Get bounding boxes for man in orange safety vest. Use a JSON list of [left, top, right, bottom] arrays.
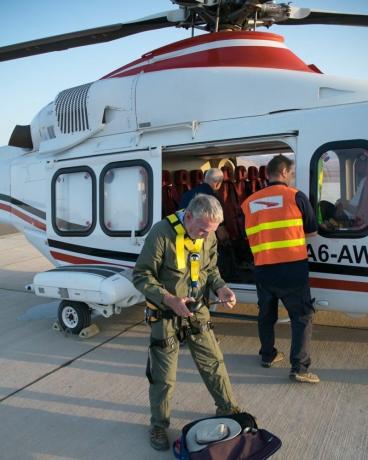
[[241, 155, 319, 384]]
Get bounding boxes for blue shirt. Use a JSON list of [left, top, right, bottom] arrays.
[[179, 183, 217, 209]]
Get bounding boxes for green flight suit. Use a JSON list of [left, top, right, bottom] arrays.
[[133, 217, 238, 428]]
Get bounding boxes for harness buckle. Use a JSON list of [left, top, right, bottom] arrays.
[[190, 252, 200, 262], [144, 306, 161, 324], [186, 299, 204, 313]]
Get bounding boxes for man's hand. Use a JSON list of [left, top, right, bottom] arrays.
[[163, 293, 194, 317], [216, 286, 236, 309]]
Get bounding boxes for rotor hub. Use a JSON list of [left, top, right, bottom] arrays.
[[171, 0, 292, 32]]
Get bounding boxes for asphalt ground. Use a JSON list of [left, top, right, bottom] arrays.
[[0, 233, 367, 460], [0, 224, 17, 236]]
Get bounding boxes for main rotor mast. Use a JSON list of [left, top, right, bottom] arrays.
[[172, 0, 294, 32]]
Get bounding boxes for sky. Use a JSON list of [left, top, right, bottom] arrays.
[[1, 0, 368, 146]]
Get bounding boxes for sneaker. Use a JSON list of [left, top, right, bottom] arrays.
[[216, 405, 241, 416], [261, 351, 285, 368], [289, 371, 320, 384], [149, 426, 170, 451]]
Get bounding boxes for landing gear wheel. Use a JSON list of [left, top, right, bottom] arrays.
[[58, 301, 91, 334]]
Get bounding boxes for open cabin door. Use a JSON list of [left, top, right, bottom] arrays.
[[163, 134, 298, 308], [46, 147, 162, 268]]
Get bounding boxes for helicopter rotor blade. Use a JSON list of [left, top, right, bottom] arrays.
[[279, 8, 368, 27], [2, 3, 368, 63], [0, 11, 184, 62]]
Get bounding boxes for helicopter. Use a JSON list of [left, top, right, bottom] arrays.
[[1, 0, 368, 335]]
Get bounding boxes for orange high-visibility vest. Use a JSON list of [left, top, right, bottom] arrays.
[[242, 184, 307, 266]]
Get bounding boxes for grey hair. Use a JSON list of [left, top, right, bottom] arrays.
[[186, 193, 223, 223], [204, 168, 223, 185]]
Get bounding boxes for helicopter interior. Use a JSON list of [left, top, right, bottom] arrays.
[[161, 138, 294, 284], [161, 140, 368, 283]]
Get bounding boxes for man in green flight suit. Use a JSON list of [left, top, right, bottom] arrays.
[[133, 193, 240, 451]]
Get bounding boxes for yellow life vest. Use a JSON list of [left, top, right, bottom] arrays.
[[166, 213, 203, 287]]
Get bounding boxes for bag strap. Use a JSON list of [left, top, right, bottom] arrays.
[[173, 438, 189, 460]]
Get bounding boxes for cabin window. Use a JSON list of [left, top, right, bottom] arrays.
[[312, 142, 368, 237], [52, 166, 96, 236], [100, 160, 152, 236]]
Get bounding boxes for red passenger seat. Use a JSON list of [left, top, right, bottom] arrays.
[[218, 167, 244, 240], [174, 169, 191, 202], [234, 165, 250, 203], [162, 170, 180, 217], [259, 165, 268, 188], [247, 166, 262, 194], [190, 169, 204, 188]]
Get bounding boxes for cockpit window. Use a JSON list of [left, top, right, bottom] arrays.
[[312, 143, 368, 237]]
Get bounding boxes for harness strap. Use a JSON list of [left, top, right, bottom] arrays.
[[146, 321, 214, 385], [178, 319, 214, 342], [193, 320, 214, 334], [145, 305, 176, 323], [150, 335, 178, 349], [166, 213, 203, 287], [148, 314, 214, 348]]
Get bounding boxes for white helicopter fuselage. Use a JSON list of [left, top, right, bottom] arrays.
[[1, 31, 368, 318]]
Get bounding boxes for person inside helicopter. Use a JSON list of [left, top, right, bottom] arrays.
[[320, 152, 368, 231], [334, 152, 368, 225]]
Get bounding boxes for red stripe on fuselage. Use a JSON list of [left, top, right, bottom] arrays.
[[143, 31, 285, 59], [50, 250, 134, 269], [310, 277, 368, 293], [0, 203, 46, 231], [103, 46, 314, 80], [0, 203, 11, 213], [102, 31, 287, 79]]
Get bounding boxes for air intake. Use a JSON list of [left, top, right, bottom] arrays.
[[8, 124, 33, 149], [55, 83, 92, 134]]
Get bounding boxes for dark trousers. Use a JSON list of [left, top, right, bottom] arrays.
[[256, 282, 314, 373]]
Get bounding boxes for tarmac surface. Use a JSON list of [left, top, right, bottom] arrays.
[[0, 233, 367, 460]]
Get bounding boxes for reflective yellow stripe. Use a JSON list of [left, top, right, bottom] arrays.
[[246, 218, 303, 236], [250, 238, 306, 254]]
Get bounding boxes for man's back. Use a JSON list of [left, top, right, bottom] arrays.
[[242, 182, 316, 287], [179, 183, 216, 209]]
